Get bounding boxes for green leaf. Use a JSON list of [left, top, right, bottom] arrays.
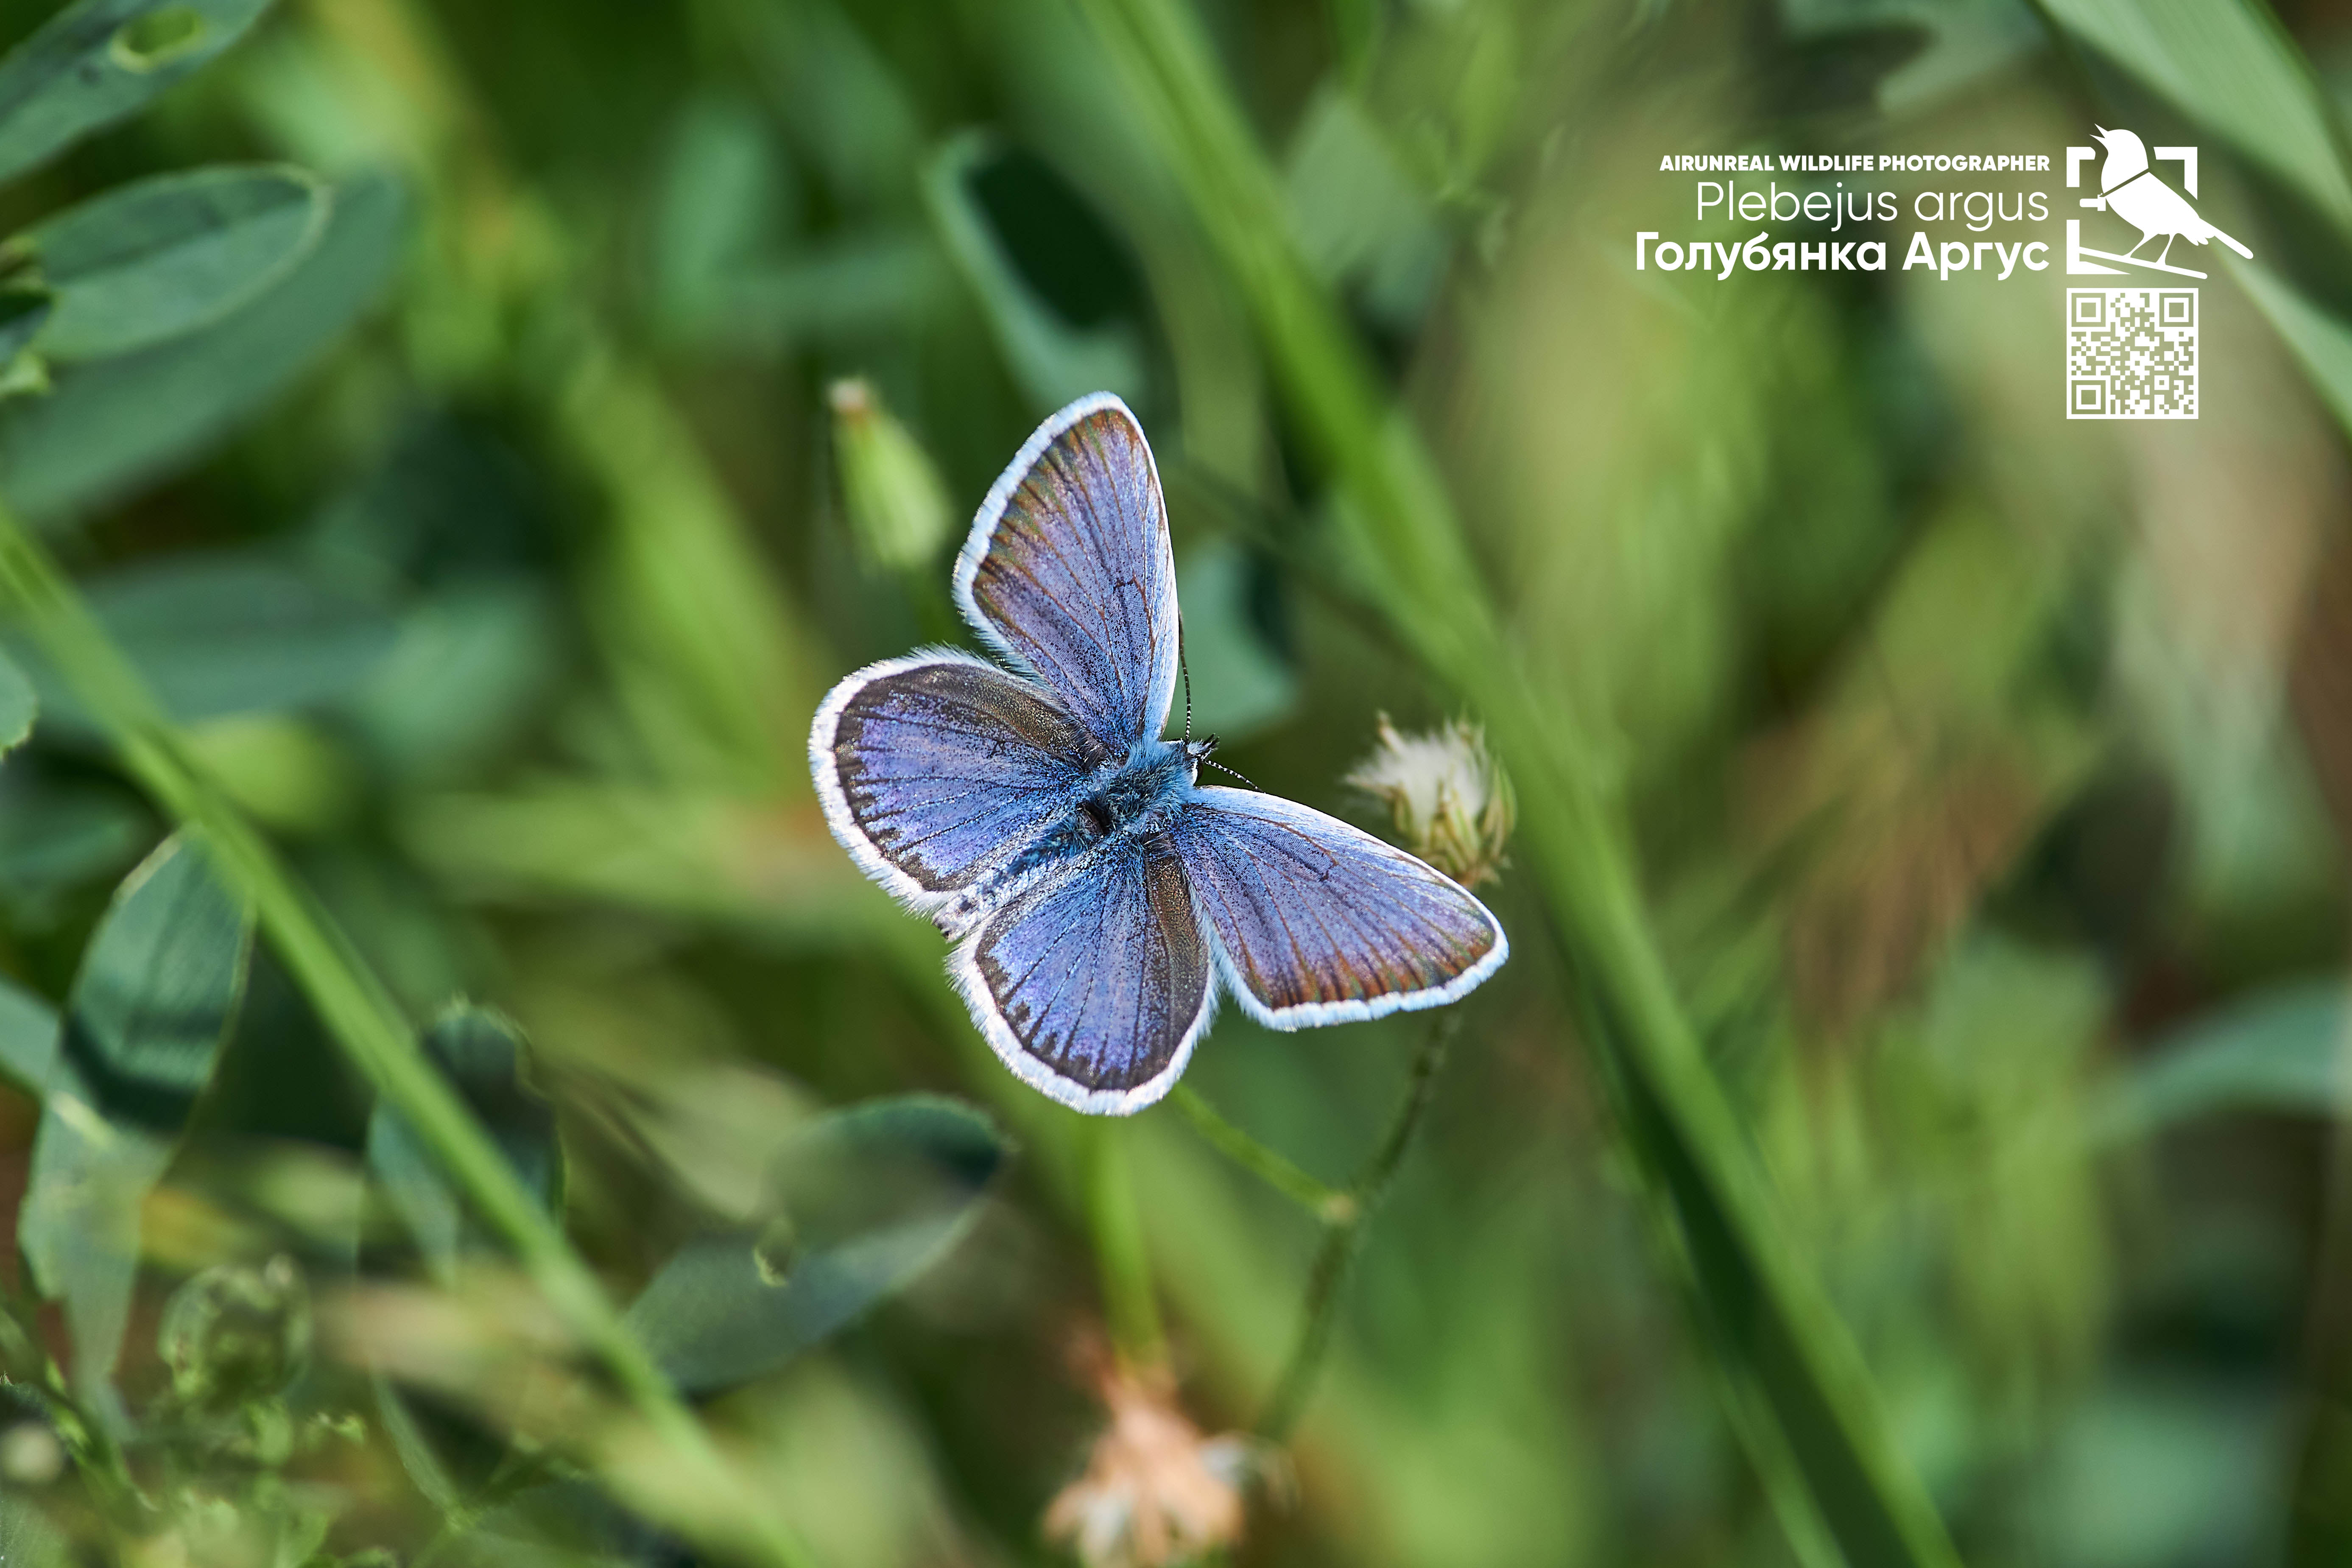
[[22, 164, 330, 361], [626, 1095, 1007, 1395], [2033, 0, 2352, 237], [19, 832, 253, 1415], [2095, 981, 2348, 1140], [347, 583, 561, 785], [0, 0, 277, 187], [0, 284, 52, 364], [2036, 1373, 2287, 1567], [922, 132, 1145, 411], [0, 644, 33, 754], [370, 1374, 464, 1512], [0, 772, 148, 925], [12, 549, 399, 726], [55, 832, 252, 1118], [645, 99, 944, 352], [0, 1486, 70, 1568], [0, 973, 57, 1095], [0, 171, 405, 527], [366, 1003, 557, 1283]]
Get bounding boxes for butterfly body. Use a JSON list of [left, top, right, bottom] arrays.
[[927, 733, 1205, 937], [811, 393, 1507, 1115], [1075, 737, 1196, 837]]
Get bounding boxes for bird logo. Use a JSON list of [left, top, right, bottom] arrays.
[[2067, 128, 2251, 279]]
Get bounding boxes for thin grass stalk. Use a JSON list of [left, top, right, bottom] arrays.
[[1070, 3, 1963, 1564], [0, 507, 818, 1568], [1083, 1119, 1168, 1367], [1168, 1087, 1347, 1218], [1257, 1010, 1457, 1439]]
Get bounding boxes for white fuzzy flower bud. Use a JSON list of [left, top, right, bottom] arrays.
[[1345, 714, 1514, 887]]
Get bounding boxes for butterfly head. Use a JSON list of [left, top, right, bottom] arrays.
[[1184, 736, 1262, 791]]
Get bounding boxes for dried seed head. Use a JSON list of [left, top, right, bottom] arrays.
[[1346, 714, 1515, 886]]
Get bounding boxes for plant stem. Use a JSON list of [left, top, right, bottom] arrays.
[[1168, 1086, 1348, 1219], [1071, 4, 1962, 1565], [1257, 1012, 1455, 1439], [1081, 1118, 1166, 1368], [0, 511, 817, 1568]]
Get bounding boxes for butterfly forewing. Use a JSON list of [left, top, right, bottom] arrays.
[[1170, 788, 1507, 1027], [811, 651, 1107, 905], [954, 833, 1214, 1112], [952, 395, 1180, 757]]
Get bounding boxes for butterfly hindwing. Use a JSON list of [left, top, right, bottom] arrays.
[[810, 650, 1109, 910], [951, 394, 1180, 757], [952, 831, 1215, 1113], [1170, 788, 1508, 1029]]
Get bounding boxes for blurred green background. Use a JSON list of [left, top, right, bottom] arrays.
[[4, 0, 2352, 1564]]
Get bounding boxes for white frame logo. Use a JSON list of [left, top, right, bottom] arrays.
[[2065, 129, 2251, 278]]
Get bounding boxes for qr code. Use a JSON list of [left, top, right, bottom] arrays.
[[2067, 288, 2196, 419]]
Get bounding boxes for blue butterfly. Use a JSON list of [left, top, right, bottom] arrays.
[[810, 393, 1508, 1114]]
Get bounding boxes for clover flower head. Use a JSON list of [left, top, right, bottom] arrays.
[[1044, 1362, 1251, 1568], [1346, 714, 1515, 886]]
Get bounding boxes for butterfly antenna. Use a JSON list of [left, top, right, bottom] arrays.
[[1180, 641, 1194, 743], [1201, 756, 1260, 791]]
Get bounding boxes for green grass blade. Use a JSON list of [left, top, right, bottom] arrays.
[[1071, 3, 1964, 1564], [2237, 260, 2352, 433], [0, 503, 821, 1568], [0, 645, 32, 755]]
